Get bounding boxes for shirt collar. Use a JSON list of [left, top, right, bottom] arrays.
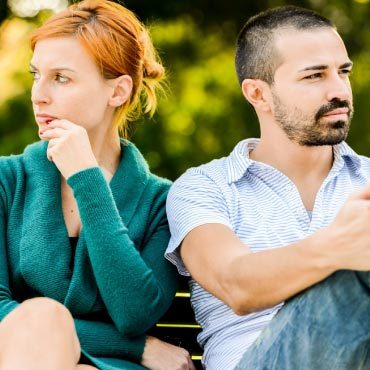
[[226, 138, 259, 184], [333, 141, 361, 168], [226, 139, 362, 184]]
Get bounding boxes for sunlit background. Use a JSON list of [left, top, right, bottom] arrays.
[[1, 0, 370, 179], [8, 0, 68, 17]]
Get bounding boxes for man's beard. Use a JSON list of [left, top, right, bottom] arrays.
[[272, 94, 353, 146]]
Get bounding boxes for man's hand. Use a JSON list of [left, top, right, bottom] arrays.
[[323, 184, 370, 271], [141, 336, 196, 370], [40, 119, 98, 179]]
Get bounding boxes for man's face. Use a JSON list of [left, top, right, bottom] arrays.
[[270, 28, 353, 146]]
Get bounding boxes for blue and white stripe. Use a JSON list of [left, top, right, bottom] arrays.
[[166, 138, 370, 370]]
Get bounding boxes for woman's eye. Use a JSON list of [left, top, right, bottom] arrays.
[[29, 70, 40, 80], [55, 74, 69, 83]]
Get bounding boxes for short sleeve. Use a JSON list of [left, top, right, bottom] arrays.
[[165, 168, 232, 275]]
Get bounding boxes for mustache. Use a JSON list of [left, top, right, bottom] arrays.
[[315, 99, 352, 121]]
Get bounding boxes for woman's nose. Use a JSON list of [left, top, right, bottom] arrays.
[[31, 81, 51, 105]]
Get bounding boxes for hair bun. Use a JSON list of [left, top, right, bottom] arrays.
[[143, 60, 165, 80]]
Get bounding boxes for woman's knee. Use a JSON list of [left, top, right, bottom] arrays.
[[4, 297, 74, 330], [0, 298, 83, 369], [1, 298, 79, 348], [0, 297, 80, 362]]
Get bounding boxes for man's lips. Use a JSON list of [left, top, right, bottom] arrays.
[[322, 108, 349, 117]]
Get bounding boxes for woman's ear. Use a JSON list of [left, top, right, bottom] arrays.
[[241, 78, 272, 112], [108, 75, 133, 107]]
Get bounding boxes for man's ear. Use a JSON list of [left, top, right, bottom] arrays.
[[241, 78, 272, 112], [108, 75, 133, 107]]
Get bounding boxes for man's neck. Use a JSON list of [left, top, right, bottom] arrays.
[[249, 135, 335, 211], [249, 138, 334, 182]]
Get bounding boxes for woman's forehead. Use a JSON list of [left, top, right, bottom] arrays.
[[31, 37, 98, 72]]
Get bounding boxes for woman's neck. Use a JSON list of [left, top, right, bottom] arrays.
[[87, 126, 122, 181]]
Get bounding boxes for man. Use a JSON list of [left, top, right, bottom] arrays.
[[165, 5, 370, 370]]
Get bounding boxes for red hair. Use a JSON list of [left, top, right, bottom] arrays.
[[30, 0, 165, 136]]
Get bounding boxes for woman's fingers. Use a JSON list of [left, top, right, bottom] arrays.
[[47, 119, 78, 130], [40, 128, 66, 140], [46, 137, 64, 161]]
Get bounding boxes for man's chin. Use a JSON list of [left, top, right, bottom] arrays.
[[299, 131, 347, 146], [329, 120, 347, 130]]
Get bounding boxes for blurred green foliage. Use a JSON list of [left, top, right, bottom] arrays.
[[1, 0, 370, 179]]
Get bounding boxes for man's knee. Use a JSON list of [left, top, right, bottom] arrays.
[[289, 270, 366, 306], [280, 270, 370, 337]]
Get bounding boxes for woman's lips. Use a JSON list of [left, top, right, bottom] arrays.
[[36, 114, 56, 124]]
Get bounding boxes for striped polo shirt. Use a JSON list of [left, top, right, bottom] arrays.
[[165, 138, 370, 370]]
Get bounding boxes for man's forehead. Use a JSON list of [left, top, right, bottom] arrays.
[[273, 27, 349, 70]]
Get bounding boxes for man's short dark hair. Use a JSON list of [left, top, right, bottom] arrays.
[[235, 6, 335, 85]]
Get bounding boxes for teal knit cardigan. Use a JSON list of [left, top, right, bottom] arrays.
[[0, 139, 178, 369]]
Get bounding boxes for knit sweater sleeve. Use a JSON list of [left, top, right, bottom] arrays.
[[74, 318, 145, 362], [0, 173, 19, 320], [67, 167, 178, 336]]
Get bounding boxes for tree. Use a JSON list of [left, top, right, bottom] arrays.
[[1, 0, 370, 179]]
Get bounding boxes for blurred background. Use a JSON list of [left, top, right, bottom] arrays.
[[1, 0, 370, 179]]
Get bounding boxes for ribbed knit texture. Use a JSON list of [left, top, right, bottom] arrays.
[[0, 139, 178, 369]]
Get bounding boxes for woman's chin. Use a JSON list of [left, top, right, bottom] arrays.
[[38, 133, 48, 141]]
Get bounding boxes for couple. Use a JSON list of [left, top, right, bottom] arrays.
[[1, 1, 370, 370]]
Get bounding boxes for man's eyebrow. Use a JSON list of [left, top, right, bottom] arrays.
[[339, 62, 353, 69], [299, 64, 328, 72], [29, 63, 76, 73], [299, 61, 353, 72]]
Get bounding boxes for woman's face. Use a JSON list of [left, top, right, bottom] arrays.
[[30, 36, 116, 137]]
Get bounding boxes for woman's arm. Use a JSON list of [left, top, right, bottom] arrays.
[[68, 167, 178, 336], [76, 320, 194, 370], [74, 318, 145, 361], [40, 122, 178, 335], [0, 184, 19, 321]]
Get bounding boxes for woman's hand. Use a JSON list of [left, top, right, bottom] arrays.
[[40, 119, 98, 179], [141, 336, 196, 370]]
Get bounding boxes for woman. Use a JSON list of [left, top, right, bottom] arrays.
[[0, 1, 194, 369]]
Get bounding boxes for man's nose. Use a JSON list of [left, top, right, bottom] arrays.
[[326, 74, 352, 103]]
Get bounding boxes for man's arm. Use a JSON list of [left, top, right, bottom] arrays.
[[180, 185, 370, 315]]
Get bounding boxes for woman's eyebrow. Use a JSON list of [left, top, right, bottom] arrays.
[[29, 63, 76, 73]]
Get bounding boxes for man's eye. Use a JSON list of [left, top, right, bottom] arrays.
[[304, 73, 322, 80], [340, 69, 352, 76]]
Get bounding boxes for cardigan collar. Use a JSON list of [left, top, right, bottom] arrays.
[[19, 139, 150, 314]]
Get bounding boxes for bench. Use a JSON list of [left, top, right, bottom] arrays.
[[148, 276, 203, 369]]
